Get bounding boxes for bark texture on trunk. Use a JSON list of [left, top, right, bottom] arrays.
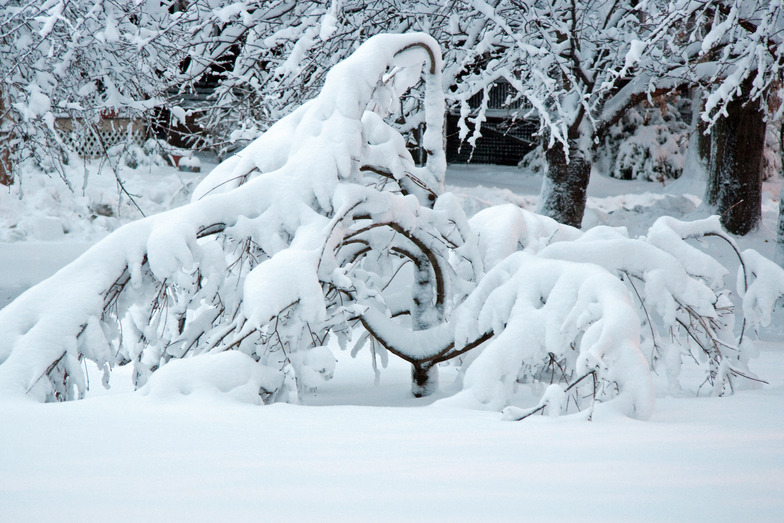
[[708, 82, 765, 236], [777, 124, 784, 266], [411, 363, 438, 398], [538, 143, 591, 229], [409, 253, 441, 397], [0, 147, 11, 186], [0, 91, 13, 186]]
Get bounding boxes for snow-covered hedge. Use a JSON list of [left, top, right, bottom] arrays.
[[1, 34, 782, 422]]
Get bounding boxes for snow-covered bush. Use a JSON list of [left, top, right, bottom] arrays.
[[1, 34, 783, 423], [107, 140, 173, 171], [601, 101, 690, 182], [432, 207, 781, 417]]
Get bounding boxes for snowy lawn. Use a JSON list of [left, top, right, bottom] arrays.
[[2, 344, 783, 522], [1, 160, 783, 521]]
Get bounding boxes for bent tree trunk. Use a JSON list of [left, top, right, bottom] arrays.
[[708, 80, 765, 235], [538, 142, 591, 228]]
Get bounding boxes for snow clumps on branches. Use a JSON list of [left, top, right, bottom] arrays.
[[0, 34, 782, 423]]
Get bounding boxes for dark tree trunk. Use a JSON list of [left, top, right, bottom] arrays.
[[0, 91, 13, 186], [0, 147, 11, 186], [777, 124, 784, 266], [538, 142, 591, 229], [411, 363, 438, 398], [409, 253, 441, 397], [708, 79, 765, 235]]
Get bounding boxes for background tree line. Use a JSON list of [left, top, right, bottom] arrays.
[[1, 0, 782, 236]]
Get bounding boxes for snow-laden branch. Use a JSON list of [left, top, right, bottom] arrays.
[[0, 32, 447, 402], [446, 251, 654, 420], [2, 32, 783, 423]]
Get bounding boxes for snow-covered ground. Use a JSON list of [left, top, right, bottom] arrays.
[[1, 158, 783, 521]]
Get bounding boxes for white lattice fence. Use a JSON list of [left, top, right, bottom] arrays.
[[56, 118, 146, 158]]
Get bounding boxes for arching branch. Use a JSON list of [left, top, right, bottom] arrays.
[[342, 221, 447, 309], [394, 41, 437, 75]]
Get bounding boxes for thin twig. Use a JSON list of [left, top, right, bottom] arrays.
[[623, 270, 660, 367], [26, 350, 67, 395]]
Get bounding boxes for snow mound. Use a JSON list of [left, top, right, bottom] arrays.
[[139, 351, 283, 404]]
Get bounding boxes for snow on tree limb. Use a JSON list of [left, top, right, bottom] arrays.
[[1, 33, 783, 423], [0, 32, 446, 402]]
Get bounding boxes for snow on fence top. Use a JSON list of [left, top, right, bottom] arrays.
[[1, 33, 783, 423]]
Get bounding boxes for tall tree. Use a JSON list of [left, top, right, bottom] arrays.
[[694, 0, 784, 233], [708, 78, 766, 234], [436, 1, 684, 226]]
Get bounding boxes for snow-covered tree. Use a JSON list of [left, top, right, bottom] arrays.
[[686, 0, 784, 235], [5, 0, 783, 231], [1, 34, 782, 422], [179, 1, 782, 229], [167, 0, 458, 154], [0, 0, 258, 183], [449, 0, 784, 229], [177, 0, 403, 150], [0, 0, 194, 182], [689, 0, 784, 129], [0, 32, 455, 402]]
